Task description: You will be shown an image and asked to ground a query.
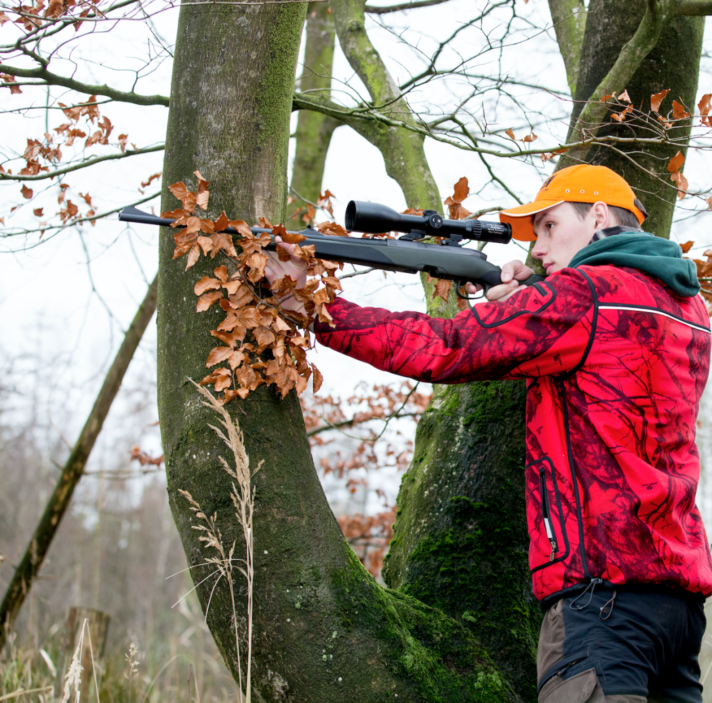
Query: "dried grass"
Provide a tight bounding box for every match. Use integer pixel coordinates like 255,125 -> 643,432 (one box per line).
179,381 -> 262,703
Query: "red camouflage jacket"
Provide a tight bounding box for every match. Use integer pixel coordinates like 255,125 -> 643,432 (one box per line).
315,264 -> 712,602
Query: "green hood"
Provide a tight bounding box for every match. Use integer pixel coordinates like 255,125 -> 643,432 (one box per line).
569,232 -> 699,297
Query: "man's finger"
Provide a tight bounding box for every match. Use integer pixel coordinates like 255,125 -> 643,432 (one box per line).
486,280 -> 519,302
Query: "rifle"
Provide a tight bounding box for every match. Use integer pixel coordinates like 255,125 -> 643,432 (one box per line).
119,201 -> 544,295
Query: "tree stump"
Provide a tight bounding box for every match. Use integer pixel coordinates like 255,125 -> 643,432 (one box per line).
54,607 -> 110,700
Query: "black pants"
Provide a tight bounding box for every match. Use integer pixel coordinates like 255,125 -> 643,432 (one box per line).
537,586 -> 706,702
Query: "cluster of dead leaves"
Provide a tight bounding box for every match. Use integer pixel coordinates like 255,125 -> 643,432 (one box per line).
2,0 -> 100,34
130,446 -> 165,468
168,173 -> 345,402
667,150 -> 689,200
433,177 -> 477,309
5,95 -> 128,223
505,127 -> 537,143
302,380 -> 430,576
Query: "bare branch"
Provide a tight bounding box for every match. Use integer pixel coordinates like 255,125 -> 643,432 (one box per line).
0,144 -> 164,182
0,64 -> 169,106
365,0 -> 452,13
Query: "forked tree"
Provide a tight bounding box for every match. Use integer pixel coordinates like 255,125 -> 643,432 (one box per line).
1,0 -> 711,699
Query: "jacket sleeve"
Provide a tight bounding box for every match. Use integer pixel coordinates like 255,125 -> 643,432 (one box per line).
314,268 -> 596,383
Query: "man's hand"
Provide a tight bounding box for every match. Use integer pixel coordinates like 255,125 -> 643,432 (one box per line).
264,240 -> 309,314
465,260 -> 535,303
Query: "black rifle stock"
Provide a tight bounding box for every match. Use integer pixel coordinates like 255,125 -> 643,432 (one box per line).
118,202 -> 544,294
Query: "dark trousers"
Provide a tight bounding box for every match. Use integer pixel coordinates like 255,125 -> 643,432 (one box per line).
537,586 -> 706,702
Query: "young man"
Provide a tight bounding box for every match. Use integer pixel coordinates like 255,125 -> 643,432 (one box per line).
266,165 -> 712,702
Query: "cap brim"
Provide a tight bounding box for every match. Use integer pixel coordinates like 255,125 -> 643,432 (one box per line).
499,200 -> 565,242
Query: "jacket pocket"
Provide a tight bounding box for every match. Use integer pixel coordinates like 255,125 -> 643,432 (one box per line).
526,457 -> 570,573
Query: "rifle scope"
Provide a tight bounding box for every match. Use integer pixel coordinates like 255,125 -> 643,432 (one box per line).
345,201 -> 512,244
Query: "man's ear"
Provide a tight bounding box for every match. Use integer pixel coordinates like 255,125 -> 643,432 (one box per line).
591,201 -> 610,230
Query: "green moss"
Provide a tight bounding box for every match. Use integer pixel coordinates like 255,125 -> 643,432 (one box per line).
384,380 -> 540,700
329,549 -> 514,702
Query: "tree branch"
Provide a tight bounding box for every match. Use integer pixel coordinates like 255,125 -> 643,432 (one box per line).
548,0 -> 587,95
0,275 -> 158,647
675,0 -> 712,13
364,0 -> 452,13
563,0 -> 673,154
0,64 -> 169,106
0,144 -> 164,182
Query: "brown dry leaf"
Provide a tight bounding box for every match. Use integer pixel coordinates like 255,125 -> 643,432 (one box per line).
254,326 -> 277,350
281,226 -> 308,244
301,205 -> 316,224
227,219 -> 253,237
672,100 -> 691,121
194,276 -> 222,295
141,172 -> 161,188
505,128 -> 516,140
452,177 -> 469,204
168,182 -> 197,214
698,94 -> 712,127
670,172 -> 689,200
259,216 -> 273,229
316,221 -> 349,237
206,346 -> 234,367
599,93 -> 614,102
197,236 -> 213,255
184,244 -> 200,271
214,265 -> 229,283
680,241 -> 695,254
200,368 -> 232,391
214,211 -> 229,232
707,196 -> 712,210
210,231 -> 238,259
618,89 -> 632,103
667,151 -> 685,174
651,89 -> 670,112
33,207 -> 43,217
402,208 -> 424,216
195,170 -> 210,210
612,106 -> 633,122
433,278 -> 452,302
312,364 -> 324,393
522,133 -> 538,143
197,290 -> 224,311
21,184 -> 33,199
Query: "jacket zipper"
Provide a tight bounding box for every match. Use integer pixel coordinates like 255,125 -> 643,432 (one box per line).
557,378 -> 591,580
539,469 -> 558,561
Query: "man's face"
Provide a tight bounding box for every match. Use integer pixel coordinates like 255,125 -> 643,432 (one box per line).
530,202 -> 604,274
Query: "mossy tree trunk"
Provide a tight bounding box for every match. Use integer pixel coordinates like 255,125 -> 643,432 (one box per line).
288,1 -> 339,220
159,1 -> 514,700
564,0 -> 704,237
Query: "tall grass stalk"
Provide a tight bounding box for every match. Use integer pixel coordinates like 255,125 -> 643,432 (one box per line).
179,382 -> 262,703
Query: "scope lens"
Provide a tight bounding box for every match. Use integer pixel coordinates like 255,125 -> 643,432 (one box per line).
345,201 -> 357,231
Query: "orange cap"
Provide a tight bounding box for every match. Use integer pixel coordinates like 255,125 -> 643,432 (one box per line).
499,165 -> 647,241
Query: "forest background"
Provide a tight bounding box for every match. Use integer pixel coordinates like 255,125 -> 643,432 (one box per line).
1,0 -> 712,699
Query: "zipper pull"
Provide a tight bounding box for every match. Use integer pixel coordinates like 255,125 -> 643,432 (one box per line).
550,540 -> 557,561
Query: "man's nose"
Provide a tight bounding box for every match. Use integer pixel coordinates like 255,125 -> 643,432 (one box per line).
531,239 -> 544,259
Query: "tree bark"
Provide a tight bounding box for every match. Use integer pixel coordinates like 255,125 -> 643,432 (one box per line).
0,276 -> 158,649
159,3 -> 513,700
288,1 -> 339,220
